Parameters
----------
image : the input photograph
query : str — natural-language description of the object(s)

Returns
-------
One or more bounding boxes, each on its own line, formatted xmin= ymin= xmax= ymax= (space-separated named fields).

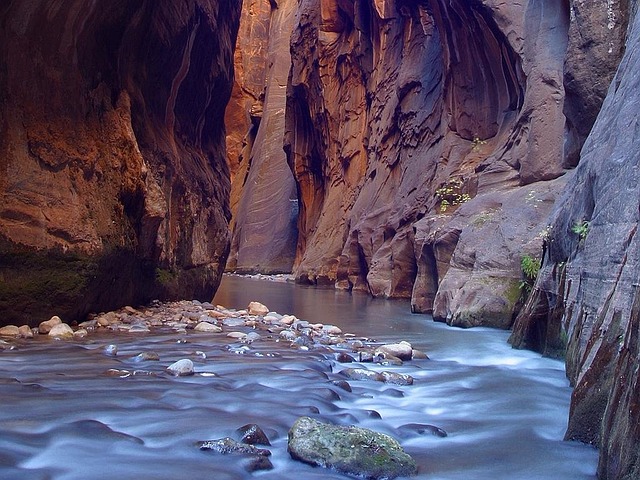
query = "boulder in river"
xmin=287 ymin=416 xmax=417 ymax=479
xmin=236 ymin=424 xmax=272 ymax=446
xmin=166 ymin=359 xmax=194 ymax=376
xmin=194 ymin=322 xmax=222 ymax=333
xmin=374 ymin=341 xmax=413 ymax=361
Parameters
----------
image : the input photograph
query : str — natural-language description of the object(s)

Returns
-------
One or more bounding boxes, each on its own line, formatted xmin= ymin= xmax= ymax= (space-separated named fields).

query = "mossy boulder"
xmin=287 ymin=416 xmax=417 ymax=479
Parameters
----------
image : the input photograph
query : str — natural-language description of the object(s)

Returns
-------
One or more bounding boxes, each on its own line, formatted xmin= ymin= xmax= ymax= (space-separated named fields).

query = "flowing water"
xmin=0 ymin=275 xmax=598 ymax=479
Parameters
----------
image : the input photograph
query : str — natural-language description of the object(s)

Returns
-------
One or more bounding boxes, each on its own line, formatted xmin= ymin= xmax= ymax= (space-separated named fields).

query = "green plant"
xmin=435 ymin=179 xmax=471 ymax=212
xmin=471 ymin=136 xmax=487 ymax=152
xmin=519 ymin=255 xmax=541 ymax=294
xmin=571 ymin=220 xmax=590 ymax=240
xmin=155 ymin=267 xmax=177 ymax=286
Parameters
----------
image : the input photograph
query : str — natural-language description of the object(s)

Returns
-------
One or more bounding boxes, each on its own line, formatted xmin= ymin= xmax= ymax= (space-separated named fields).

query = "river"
xmin=0 ymin=275 xmax=598 ymax=479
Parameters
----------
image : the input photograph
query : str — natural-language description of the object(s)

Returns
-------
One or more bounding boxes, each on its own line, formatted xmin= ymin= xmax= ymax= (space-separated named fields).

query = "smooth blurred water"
xmin=0 ymin=275 xmax=598 ymax=479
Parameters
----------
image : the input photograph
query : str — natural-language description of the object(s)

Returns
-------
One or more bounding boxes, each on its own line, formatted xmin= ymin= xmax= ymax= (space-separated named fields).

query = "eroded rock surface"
xmin=511 ymin=7 xmax=640 ymax=480
xmin=0 ymin=1 xmax=241 ymax=326
xmin=225 ymin=0 xmax=298 ymax=274
xmin=282 ymin=0 xmax=575 ymax=324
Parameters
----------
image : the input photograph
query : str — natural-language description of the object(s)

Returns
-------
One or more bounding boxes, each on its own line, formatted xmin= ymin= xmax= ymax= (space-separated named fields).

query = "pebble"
xmin=166 ymin=359 xmax=194 ymax=376
xmin=227 ymin=331 xmax=247 ymax=339
xmin=18 ymin=325 xmax=34 ymax=338
xmin=104 ymin=344 xmax=118 ymax=356
xmin=133 ymin=352 xmax=160 ymax=362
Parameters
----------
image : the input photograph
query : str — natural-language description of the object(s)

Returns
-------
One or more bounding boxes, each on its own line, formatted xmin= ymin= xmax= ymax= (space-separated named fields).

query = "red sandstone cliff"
xmin=225 ymin=0 xmax=298 ymax=274
xmin=228 ymin=1 xmax=637 ymax=478
xmin=0 ymin=1 xmax=241 ymax=325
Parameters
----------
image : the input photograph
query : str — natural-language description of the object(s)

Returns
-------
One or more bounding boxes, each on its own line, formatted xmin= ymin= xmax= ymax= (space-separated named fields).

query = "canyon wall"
xmin=0 ymin=0 xmax=241 ymax=326
xmin=225 ymin=0 xmax=299 ymax=274
xmin=229 ymin=1 xmax=637 ymax=477
xmin=226 ymin=0 xmax=614 ymax=330
xmin=511 ymin=6 xmax=640 ymax=479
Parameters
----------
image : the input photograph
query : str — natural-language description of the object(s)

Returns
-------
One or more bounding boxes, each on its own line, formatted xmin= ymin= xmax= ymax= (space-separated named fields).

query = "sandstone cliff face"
xmin=226 ymin=0 xmax=299 ymax=274
xmin=0 ymin=1 xmax=241 ymax=326
xmin=282 ymin=0 xmax=577 ymax=328
xmin=228 ymin=0 xmax=629 ymax=331
xmin=510 ymin=7 xmax=640 ymax=479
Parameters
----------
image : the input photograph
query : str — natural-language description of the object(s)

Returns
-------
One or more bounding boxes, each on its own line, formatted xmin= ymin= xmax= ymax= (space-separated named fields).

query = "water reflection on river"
xmin=0 ymin=275 xmax=598 ymax=479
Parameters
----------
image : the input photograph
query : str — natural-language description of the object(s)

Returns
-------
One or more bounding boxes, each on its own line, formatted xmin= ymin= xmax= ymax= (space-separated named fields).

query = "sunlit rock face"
xmin=282 ymin=0 xmax=579 ymax=327
xmin=511 ymin=6 xmax=639 ymax=479
xmin=0 ymin=1 xmax=241 ymax=326
xmin=225 ymin=0 xmax=299 ymax=274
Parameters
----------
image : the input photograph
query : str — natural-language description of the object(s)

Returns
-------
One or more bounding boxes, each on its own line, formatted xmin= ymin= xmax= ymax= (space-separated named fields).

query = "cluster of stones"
xmin=0 ymin=301 xmax=427 ymax=380
xmin=1 ymin=299 xmax=429 ymax=478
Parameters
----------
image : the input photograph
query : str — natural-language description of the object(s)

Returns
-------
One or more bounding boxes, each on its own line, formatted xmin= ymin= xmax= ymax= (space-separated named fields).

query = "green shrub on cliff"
xmin=520 ymin=255 xmax=541 ymax=294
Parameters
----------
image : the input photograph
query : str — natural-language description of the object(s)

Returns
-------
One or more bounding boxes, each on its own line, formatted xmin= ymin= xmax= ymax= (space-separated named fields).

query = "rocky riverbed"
xmin=0 ymin=299 xmax=430 ymax=479
xmin=0 ymin=278 xmax=600 ymax=479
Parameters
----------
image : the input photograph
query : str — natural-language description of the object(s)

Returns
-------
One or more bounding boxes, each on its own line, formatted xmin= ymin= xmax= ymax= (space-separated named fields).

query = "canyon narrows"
xmin=1 ymin=0 xmax=639 ymax=479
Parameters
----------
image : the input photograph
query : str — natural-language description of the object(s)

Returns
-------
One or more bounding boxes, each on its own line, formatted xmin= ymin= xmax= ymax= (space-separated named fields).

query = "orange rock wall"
xmin=0 ymin=1 xmax=241 ymax=325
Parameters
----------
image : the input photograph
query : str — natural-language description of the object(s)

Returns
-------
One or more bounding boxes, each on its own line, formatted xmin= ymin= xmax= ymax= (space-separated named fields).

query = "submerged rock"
xmin=340 ymin=368 xmax=414 ymax=386
xmin=287 ymin=416 xmax=417 ymax=479
xmin=199 ymin=436 xmax=271 ymax=456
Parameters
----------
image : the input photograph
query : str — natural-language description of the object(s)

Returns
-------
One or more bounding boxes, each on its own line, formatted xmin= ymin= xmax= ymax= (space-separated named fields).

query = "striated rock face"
xmin=511 ymin=7 xmax=640 ymax=479
xmin=226 ymin=0 xmax=629 ymax=330
xmin=225 ymin=0 xmax=299 ymax=274
xmin=281 ymin=0 xmax=575 ymax=327
xmin=0 ymin=1 xmax=241 ymax=326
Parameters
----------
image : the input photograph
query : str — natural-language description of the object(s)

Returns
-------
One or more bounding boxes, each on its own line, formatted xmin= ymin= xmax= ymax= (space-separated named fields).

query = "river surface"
xmin=0 ymin=275 xmax=598 ymax=479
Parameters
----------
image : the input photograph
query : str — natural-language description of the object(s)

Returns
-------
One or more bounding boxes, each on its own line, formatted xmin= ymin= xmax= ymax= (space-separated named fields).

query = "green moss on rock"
xmin=288 ymin=416 xmax=417 ymax=479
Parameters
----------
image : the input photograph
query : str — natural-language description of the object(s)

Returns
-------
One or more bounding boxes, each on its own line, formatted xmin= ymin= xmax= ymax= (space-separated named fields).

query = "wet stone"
xmin=133 ymin=352 xmax=160 ymax=362
xmin=48 ymin=323 xmax=74 ymax=338
xmin=236 ymin=424 xmax=271 ymax=446
xmin=104 ymin=344 xmax=118 ymax=356
xmin=166 ymin=359 xmax=194 ymax=376
xmin=336 ymin=352 xmax=355 ymax=363
xmin=247 ymin=301 xmax=269 ymax=316
xmin=243 ymin=455 xmax=274 ymax=472
xmin=198 ymin=437 xmax=271 ymax=457
xmin=287 ymin=416 xmax=417 ymax=479
xmin=332 ymin=380 xmax=352 ymax=392
xmin=397 ymin=423 xmax=448 ymax=438
xmin=194 ymin=322 xmax=222 ymax=333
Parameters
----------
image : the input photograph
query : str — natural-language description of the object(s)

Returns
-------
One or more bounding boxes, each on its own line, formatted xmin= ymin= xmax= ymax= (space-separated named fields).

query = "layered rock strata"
xmin=0 ymin=1 xmax=241 ymax=326
xmin=511 ymin=7 xmax=640 ymax=479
